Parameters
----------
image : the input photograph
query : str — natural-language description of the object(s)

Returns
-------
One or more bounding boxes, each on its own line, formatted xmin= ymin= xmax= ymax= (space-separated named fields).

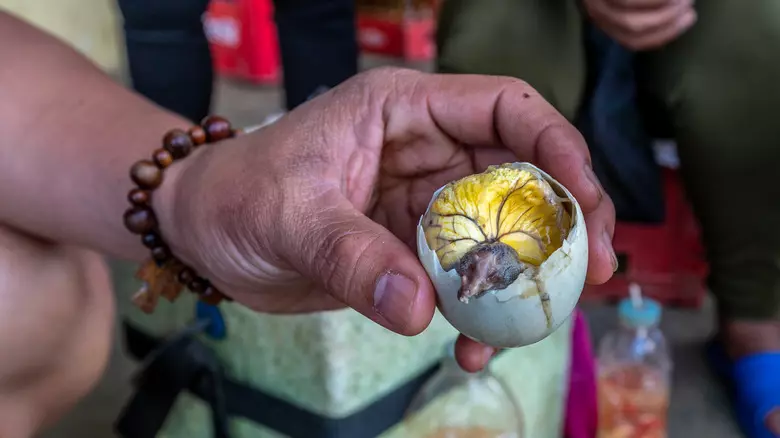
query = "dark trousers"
xmin=117 ymin=0 xmax=359 ymax=122
xmin=437 ymin=0 xmax=780 ymax=321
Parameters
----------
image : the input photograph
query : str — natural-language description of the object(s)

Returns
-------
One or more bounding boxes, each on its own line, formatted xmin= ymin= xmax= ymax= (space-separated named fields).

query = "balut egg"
xmin=416 ymin=163 xmax=588 ymax=348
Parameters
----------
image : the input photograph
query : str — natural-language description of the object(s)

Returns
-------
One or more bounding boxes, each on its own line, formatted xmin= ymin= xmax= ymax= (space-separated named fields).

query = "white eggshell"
xmin=417 ymin=162 xmax=588 ymax=348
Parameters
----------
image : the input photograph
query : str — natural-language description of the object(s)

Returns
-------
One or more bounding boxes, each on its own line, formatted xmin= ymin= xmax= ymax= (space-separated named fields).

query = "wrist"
xmin=123 ymin=116 xmax=237 ymax=312
xmin=153 ymin=142 xmax=201 ymax=268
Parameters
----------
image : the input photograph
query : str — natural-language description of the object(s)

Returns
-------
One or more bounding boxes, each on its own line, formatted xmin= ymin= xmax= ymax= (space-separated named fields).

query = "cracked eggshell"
xmin=416 ymin=162 xmax=588 ymax=348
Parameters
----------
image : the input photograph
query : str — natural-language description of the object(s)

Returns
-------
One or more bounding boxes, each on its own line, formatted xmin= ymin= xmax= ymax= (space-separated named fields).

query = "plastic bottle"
xmin=596 ymin=283 xmax=672 ymax=438
xmin=404 ymin=342 xmax=524 ymax=438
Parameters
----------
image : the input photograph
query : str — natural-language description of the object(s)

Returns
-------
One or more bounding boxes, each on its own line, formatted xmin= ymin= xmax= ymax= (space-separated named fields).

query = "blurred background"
xmin=0 ymin=0 xmax=747 ymax=437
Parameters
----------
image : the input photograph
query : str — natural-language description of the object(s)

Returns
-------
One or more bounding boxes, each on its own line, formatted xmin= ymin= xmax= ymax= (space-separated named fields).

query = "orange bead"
xmin=128 ymin=188 xmax=150 ymax=206
xmin=130 ymin=160 xmax=162 ymax=189
xmin=153 ymin=148 xmax=174 ymax=168
xmin=188 ymin=126 xmax=207 ymax=146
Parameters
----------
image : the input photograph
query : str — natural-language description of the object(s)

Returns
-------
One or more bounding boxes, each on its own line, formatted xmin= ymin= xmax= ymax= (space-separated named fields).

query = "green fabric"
xmin=437 ymin=0 xmax=585 ymax=121
xmin=436 ymin=0 xmax=780 ymax=320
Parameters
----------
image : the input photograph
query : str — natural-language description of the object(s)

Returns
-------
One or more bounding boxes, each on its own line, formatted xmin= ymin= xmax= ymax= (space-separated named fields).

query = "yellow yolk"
xmin=422 ymin=164 xmax=571 ymax=271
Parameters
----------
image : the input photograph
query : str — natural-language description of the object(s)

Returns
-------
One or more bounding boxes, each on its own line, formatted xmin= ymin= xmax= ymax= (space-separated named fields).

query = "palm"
xmin=230 ymin=140 xmax=514 ymax=315
xmin=368 ymin=142 xmax=516 ymax=249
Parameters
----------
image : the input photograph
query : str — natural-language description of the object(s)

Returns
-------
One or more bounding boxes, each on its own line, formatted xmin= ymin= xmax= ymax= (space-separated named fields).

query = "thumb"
xmin=286 ymin=195 xmax=436 ymax=336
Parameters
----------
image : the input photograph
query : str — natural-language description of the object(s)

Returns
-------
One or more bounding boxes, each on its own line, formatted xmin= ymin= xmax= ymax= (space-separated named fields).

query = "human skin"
xmin=0 ymin=12 xmax=615 ymax=436
xmin=583 ymin=0 xmax=697 ymax=51
xmin=0 ymin=227 xmax=114 ymax=437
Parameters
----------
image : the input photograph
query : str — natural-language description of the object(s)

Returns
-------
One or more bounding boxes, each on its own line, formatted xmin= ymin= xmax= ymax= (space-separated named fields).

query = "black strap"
xmin=115 ymin=320 xmax=232 ymax=438
xmin=116 ymin=321 xmax=441 ymax=438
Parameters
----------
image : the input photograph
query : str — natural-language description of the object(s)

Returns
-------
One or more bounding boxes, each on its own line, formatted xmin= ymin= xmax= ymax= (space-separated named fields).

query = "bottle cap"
xmin=618 ymin=296 xmax=662 ymax=328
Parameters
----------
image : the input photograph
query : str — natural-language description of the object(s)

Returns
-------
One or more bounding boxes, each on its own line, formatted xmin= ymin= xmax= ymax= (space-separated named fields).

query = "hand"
xmin=0 ymin=226 xmax=114 ymax=434
xmin=158 ymin=67 xmax=617 ymax=371
xmin=584 ymin=0 xmax=698 ymax=51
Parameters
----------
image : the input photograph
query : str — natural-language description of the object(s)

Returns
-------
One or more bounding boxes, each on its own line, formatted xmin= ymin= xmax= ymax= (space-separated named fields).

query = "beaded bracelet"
xmin=123 ymin=115 xmax=237 ymax=314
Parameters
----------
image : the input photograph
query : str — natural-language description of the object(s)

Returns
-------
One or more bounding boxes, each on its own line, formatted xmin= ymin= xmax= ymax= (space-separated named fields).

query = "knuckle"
xmin=356 ymin=66 xmax=422 ymax=99
xmin=312 ymin=224 xmax=354 ymax=289
xmin=492 ymin=75 xmax=532 ymax=91
xmin=363 ymin=65 xmax=417 ymax=83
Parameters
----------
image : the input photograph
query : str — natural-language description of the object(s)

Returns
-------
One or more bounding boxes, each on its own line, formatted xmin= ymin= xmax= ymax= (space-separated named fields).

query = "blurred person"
xmin=0 ymin=11 xmax=616 ymax=437
xmin=435 ymin=0 xmax=780 ymax=436
xmin=117 ymin=0 xmax=359 ymax=122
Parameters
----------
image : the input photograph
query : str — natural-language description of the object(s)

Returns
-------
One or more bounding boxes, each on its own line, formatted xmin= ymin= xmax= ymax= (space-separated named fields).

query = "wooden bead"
xmin=188 ymin=126 xmax=207 ymax=146
xmin=188 ymin=277 xmax=209 ymax=294
xmin=124 ymin=206 xmax=157 ymax=234
xmin=177 ymin=267 xmax=195 ymax=285
xmin=199 ymin=286 xmax=225 ymax=305
xmin=152 ymin=148 xmax=174 ymax=168
xmin=130 ymin=160 xmax=163 ymax=189
xmin=141 ymin=233 xmax=161 ymax=249
xmin=151 ymin=246 xmax=171 ymax=264
xmin=163 ymin=129 xmax=194 ymax=159
xmin=201 ymin=115 xmax=232 ymax=142
xmin=128 ymin=188 xmax=150 ymax=206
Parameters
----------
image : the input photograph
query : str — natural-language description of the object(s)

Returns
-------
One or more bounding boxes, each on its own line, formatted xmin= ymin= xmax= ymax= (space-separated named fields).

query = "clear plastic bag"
xmin=402 ymin=343 xmax=524 ymax=438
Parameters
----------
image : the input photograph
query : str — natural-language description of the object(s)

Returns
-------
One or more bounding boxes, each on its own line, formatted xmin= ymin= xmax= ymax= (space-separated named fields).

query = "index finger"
xmin=418 ymin=73 xmax=601 ymax=213
xmin=414 ymin=72 xmax=617 ymax=284
xmin=606 ymin=0 xmax=676 ymax=9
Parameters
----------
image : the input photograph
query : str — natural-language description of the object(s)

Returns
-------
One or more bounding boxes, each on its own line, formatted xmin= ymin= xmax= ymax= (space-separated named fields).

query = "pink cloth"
xmin=563 ymin=309 xmax=598 ymax=438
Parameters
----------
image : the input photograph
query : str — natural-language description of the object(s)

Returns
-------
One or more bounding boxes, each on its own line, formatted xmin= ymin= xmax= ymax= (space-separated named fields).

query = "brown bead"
xmin=199 ymin=286 xmax=225 ymax=305
xmin=163 ymin=129 xmax=194 ymax=159
xmin=188 ymin=126 xmax=207 ymax=146
xmin=152 ymin=148 xmax=174 ymax=168
xmin=201 ymin=115 xmax=232 ymax=142
xmin=130 ymin=160 xmax=163 ymax=189
xmin=141 ymin=233 xmax=162 ymax=248
xmin=151 ymin=246 xmax=171 ymax=264
xmin=188 ymin=277 xmax=209 ymax=294
xmin=128 ymin=188 xmax=150 ymax=206
xmin=177 ymin=267 xmax=195 ymax=285
xmin=124 ymin=206 xmax=157 ymax=234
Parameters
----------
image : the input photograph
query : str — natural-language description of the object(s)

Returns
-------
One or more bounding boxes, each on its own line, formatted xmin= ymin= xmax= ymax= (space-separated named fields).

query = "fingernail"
xmin=584 ymin=164 xmax=604 ymax=201
xmin=374 ymin=272 xmax=417 ymax=329
xmin=603 ymin=229 xmax=618 ymax=272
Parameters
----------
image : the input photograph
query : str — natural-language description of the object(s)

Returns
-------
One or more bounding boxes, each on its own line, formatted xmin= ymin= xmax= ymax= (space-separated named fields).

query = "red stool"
xmin=582 ymin=168 xmax=709 ymax=308
xmin=356 ymin=1 xmax=439 ymax=61
xmin=204 ymin=0 xmax=281 ymax=85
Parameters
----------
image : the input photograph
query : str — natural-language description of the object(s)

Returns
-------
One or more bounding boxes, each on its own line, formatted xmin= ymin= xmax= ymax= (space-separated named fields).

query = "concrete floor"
xmin=43 ymin=58 xmax=744 ymax=438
